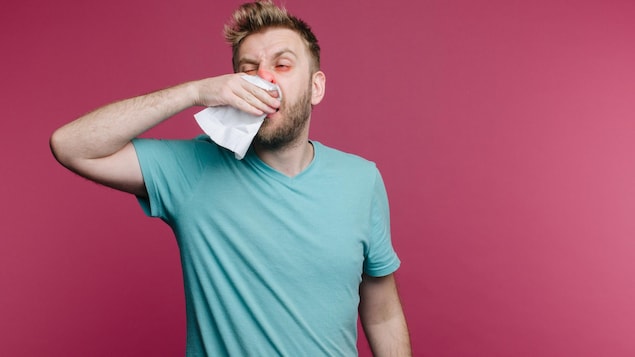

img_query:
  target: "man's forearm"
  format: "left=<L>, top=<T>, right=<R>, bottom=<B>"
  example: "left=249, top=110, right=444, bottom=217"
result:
left=363, top=313, right=412, bottom=357
left=51, top=81, right=197, bottom=165
left=359, top=273, right=412, bottom=356
left=50, top=74, right=279, bottom=194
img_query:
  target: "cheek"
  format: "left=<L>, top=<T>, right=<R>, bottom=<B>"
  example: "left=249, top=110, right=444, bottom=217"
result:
left=279, top=77, right=310, bottom=103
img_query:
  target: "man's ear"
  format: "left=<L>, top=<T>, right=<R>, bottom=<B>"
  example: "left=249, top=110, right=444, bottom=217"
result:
left=311, top=71, right=326, bottom=105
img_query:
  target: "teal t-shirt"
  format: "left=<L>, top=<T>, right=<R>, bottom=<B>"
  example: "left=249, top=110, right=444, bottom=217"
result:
left=132, top=136, right=400, bottom=356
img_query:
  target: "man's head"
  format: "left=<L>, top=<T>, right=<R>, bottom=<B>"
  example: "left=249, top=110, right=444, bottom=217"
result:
left=224, top=1, right=326, bottom=150
left=224, top=0, right=321, bottom=74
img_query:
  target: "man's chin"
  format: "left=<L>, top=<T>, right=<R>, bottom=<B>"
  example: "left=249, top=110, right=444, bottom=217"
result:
left=254, top=137, right=285, bottom=150
left=254, top=128, right=298, bottom=150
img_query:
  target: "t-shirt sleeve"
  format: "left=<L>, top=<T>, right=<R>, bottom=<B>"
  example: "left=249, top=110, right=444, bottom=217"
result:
left=363, top=169, right=401, bottom=277
left=132, top=138, right=208, bottom=222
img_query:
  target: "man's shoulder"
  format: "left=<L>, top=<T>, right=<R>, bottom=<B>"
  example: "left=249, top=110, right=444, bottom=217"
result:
left=132, top=135, right=234, bottom=168
left=134, top=135, right=223, bottom=153
left=315, top=141, right=376, bottom=166
left=313, top=141, right=379, bottom=176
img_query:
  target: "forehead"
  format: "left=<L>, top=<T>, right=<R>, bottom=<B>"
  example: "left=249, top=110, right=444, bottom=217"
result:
left=238, top=27, right=307, bottom=60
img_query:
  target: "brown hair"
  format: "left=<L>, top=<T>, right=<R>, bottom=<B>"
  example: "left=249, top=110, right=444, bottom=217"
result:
left=224, top=0, right=321, bottom=72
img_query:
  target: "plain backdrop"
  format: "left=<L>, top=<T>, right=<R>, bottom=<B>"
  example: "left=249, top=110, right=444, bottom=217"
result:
left=2, top=0, right=635, bottom=356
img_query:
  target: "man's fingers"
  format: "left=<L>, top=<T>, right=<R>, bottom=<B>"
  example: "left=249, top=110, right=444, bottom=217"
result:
left=196, top=74, right=280, bottom=115
left=235, top=82, right=280, bottom=115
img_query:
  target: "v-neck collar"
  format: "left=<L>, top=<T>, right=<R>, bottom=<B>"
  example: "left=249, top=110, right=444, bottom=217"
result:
left=245, top=141, right=320, bottom=184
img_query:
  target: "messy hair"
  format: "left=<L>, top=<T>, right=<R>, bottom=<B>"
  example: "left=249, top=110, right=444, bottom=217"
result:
left=224, top=0, right=321, bottom=72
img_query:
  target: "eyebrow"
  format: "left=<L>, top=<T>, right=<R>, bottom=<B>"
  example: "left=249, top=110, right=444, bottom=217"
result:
left=272, top=48, right=297, bottom=60
left=237, top=58, right=259, bottom=68
left=237, top=48, right=298, bottom=68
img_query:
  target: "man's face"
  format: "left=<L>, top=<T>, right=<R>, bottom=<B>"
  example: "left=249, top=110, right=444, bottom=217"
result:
left=236, top=28, right=317, bottom=149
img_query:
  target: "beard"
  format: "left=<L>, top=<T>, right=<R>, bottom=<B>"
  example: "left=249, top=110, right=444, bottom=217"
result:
left=253, top=84, right=312, bottom=150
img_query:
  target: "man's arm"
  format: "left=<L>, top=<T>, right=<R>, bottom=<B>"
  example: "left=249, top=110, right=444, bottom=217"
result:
left=50, top=74, right=280, bottom=196
left=359, top=273, right=412, bottom=356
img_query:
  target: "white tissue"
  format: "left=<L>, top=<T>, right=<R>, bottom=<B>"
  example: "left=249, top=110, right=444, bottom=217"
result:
left=194, top=75, right=281, bottom=159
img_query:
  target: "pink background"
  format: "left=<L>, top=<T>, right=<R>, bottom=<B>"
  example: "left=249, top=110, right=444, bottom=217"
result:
left=2, top=0, right=635, bottom=356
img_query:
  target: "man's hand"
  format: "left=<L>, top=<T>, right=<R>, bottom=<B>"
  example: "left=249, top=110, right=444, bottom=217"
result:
left=193, top=73, right=280, bottom=116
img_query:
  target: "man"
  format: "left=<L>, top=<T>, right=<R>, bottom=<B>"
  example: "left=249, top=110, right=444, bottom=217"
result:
left=50, top=1, right=411, bottom=355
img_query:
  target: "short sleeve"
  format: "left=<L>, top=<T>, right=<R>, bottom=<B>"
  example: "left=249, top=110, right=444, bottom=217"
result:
left=132, top=137, right=209, bottom=222
left=363, top=169, right=401, bottom=277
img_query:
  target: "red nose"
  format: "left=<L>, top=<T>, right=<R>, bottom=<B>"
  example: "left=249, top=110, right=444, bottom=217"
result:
left=257, top=68, right=276, bottom=83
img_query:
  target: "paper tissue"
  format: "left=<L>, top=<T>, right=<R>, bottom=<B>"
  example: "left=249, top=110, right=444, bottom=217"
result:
left=194, top=75, right=282, bottom=159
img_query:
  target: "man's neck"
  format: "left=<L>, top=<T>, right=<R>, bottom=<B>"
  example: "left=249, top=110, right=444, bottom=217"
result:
left=254, top=137, right=314, bottom=178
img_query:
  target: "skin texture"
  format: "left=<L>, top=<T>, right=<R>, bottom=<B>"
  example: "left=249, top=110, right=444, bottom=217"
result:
left=50, top=27, right=411, bottom=356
